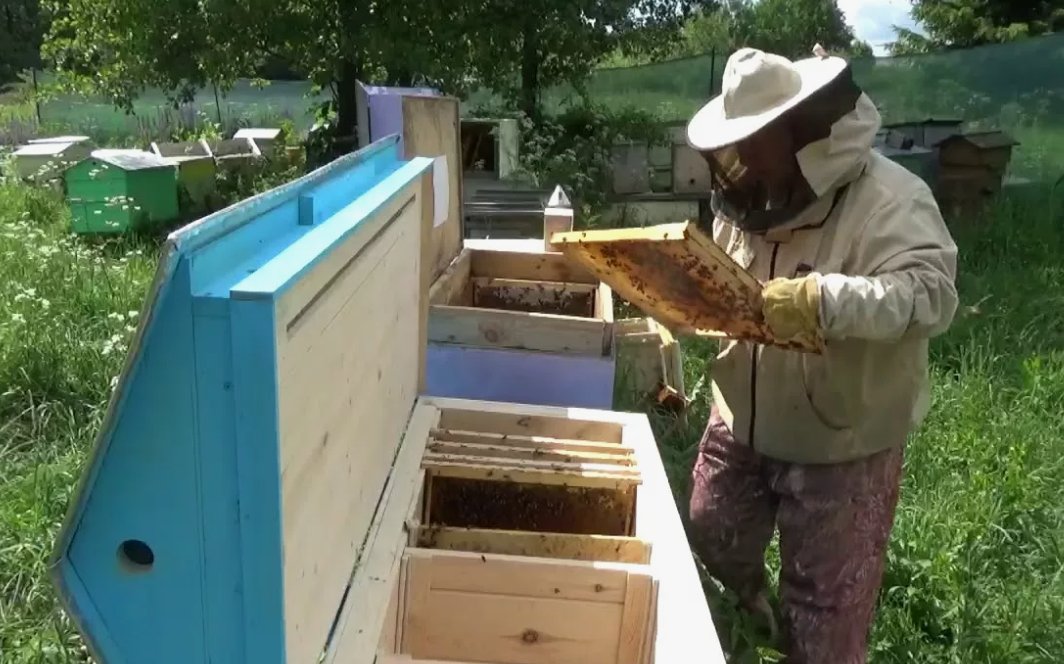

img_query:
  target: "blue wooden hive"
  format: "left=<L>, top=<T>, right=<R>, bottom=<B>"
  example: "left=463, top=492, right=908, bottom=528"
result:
left=50, top=136, right=435, bottom=663
left=51, top=135, right=721, bottom=664
left=358, top=87, right=617, bottom=410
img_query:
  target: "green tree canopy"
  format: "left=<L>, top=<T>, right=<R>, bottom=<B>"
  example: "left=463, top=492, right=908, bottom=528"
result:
left=42, top=0, right=691, bottom=136
left=892, top=0, right=1064, bottom=53
left=728, top=0, right=855, bottom=60
left=469, top=0, right=691, bottom=118
left=1, top=0, right=48, bottom=86
left=608, top=0, right=865, bottom=66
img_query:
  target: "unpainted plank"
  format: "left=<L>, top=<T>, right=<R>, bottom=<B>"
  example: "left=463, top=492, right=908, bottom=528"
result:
left=432, top=428, right=632, bottom=456
left=595, top=281, right=616, bottom=323
left=432, top=400, right=625, bottom=442
left=405, top=548, right=636, bottom=603
left=322, top=403, right=441, bottom=664
left=422, top=452, right=641, bottom=477
left=400, top=550, right=653, bottom=664
left=402, top=95, right=463, bottom=284
left=422, top=461, right=641, bottom=490
left=426, top=439, right=636, bottom=465
left=470, top=248, right=599, bottom=285
left=418, top=171, right=435, bottom=391
left=620, top=414, right=726, bottom=664
left=408, top=590, right=623, bottom=664
left=276, top=183, right=426, bottom=664
left=617, top=317, right=687, bottom=406
left=380, top=658, right=507, bottom=664
left=415, top=526, right=652, bottom=564
left=378, top=560, right=401, bottom=655
left=616, top=572, right=654, bottom=664
left=427, top=248, right=472, bottom=306
left=428, top=305, right=609, bottom=356
left=552, top=221, right=824, bottom=352
left=638, top=580, right=660, bottom=664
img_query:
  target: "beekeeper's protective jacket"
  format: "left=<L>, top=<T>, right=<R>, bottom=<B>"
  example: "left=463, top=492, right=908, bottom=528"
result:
left=710, top=93, right=959, bottom=464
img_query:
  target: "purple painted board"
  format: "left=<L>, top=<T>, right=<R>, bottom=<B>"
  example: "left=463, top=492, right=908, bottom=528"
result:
left=425, top=343, right=615, bottom=410
left=355, top=81, right=441, bottom=150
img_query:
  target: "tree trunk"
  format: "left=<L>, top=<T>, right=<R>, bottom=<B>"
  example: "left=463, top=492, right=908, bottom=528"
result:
left=335, top=58, right=361, bottom=141
left=519, top=25, right=540, bottom=121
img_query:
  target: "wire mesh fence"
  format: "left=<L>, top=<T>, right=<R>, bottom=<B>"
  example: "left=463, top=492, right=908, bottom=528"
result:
left=533, top=33, right=1064, bottom=179
left=5, top=34, right=1063, bottom=178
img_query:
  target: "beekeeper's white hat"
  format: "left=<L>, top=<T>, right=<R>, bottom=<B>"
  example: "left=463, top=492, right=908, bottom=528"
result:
left=686, top=44, right=850, bottom=152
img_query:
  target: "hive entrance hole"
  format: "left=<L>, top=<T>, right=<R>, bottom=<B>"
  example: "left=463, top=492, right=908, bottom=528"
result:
left=117, top=539, right=155, bottom=573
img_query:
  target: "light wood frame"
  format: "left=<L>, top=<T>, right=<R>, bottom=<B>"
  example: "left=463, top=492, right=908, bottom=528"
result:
left=427, top=248, right=615, bottom=356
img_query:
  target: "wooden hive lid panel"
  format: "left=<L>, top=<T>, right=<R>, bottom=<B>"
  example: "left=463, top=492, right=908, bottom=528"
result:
left=400, top=94, right=463, bottom=286
left=51, top=134, right=438, bottom=664
left=230, top=156, right=435, bottom=663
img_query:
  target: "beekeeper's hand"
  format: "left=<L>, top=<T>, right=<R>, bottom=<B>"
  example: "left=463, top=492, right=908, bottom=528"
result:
left=761, top=275, right=821, bottom=341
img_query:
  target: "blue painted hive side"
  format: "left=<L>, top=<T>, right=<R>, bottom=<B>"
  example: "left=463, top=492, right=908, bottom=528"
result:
left=50, top=135, right=434, bottom=664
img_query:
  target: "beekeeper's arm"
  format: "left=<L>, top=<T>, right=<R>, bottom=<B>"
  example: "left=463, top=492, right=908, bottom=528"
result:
left=763, top=183, right=959, bottom=342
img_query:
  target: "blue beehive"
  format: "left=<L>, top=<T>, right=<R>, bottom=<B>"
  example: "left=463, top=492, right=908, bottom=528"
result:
left=50, top=135, right=721, bottom=664
left=50, top=136, right=435, bottom=663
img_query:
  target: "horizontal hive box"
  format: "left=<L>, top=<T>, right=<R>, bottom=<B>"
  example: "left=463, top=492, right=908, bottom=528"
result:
left=366, top=90, right=618, bottom=410
left=51, top=136, right=723, bottom=664
left=368, top=400, right=663, bottom=664
left=425, top=240, right=617, bottom=409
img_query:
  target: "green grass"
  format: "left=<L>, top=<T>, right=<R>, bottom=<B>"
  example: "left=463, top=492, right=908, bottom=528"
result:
left=0, top=180, right=158, bottom=662
left=2, top=168, right=1064, bottom=663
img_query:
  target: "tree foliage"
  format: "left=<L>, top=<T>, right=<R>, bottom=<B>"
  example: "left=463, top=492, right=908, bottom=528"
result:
left=43, top=0, right=480, bottom=132
left=469, top=0, right=692, bottom=118
left=728, top=0, right=855, bottom=60
left=41, top=0, right=691, bottom=137
left=0, top=0, right=48, bottom=85
left=608, top=0, right=866, bottom=66
left=892, top=0, right=1064, bottom=53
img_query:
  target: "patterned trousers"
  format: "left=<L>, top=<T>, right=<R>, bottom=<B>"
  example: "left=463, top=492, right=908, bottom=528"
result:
left=688, top=407, right=905, bottom=664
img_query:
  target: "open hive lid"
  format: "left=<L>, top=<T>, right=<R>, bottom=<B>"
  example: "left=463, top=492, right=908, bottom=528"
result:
left=28, top=134, right=92, bottom=144
left=233, top=127, right=283, bottom=140
left=150, top=139, right=213, bottom=162
left=90, top=148, right=175, bottom=171
left=51, top=134, right=439, bottom=664
left=353, top=84, right=463, bottom=283
left=15, top=141, right=81, bottom=156
left=550, top=221, right=824, bottom=353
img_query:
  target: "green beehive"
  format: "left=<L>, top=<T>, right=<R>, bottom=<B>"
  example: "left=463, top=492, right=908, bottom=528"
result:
left=65, top=149, right=180, bottom=235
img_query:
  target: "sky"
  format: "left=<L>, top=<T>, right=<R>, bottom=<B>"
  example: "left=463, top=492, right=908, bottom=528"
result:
left=835, top=0, right=925, bottom=55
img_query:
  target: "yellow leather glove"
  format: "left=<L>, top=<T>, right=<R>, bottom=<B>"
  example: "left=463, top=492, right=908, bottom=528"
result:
left=761, top=275, right=821, bottom=341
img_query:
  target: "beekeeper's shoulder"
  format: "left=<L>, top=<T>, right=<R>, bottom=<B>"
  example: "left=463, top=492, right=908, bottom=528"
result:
left=854, top=151, right=939, bottom=223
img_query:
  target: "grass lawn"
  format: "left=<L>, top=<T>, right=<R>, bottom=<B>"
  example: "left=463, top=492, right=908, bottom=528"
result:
left=2, top=165, right=1064, bottom=663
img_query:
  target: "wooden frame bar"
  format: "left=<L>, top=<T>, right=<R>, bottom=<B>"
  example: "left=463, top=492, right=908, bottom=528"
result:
left=413, top=526, right=652, bottom=564
left=428, top=246, right=615, bottom=356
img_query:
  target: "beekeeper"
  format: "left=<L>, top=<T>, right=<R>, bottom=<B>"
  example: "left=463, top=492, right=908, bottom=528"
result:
left=684, top=46, right=958, bottom=663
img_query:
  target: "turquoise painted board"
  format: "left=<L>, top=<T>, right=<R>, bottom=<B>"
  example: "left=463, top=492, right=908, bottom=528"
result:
left=50, top=134, right=434, bottom=664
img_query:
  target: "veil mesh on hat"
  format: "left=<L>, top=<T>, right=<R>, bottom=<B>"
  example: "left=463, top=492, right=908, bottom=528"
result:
left=702, top=66, right=863, bottom=232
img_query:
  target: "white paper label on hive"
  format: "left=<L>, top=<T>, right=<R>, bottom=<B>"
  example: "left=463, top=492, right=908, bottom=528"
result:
left=433, top=154, right=449, bottom=228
